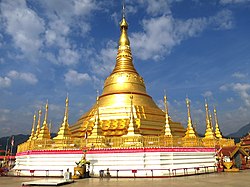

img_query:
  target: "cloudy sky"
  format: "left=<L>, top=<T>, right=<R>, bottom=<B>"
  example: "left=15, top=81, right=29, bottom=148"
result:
left=0, top=0, right=249, bottom=138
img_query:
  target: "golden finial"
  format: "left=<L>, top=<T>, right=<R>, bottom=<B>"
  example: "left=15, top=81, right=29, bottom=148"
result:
left=186, top=97, right=191, bottom=119
left=214, top=106, right=222, bottom=138
left=204, top=100, right=214, bottom=139
left=32, top=113, right=36, bottom=133
left=53, top=96, right=72, bottom=140
left=184, top=97, right=196, bottom=138
left=119, top=0, right=129, bottom=46
left=33, top=109, right=42, bottom=139
left=43, top=100, right=49, bottom=126
left=63, top=95, right=69, bottom=125
left=164, top=91, right=171, bottom=136
left=28, top=113, right=36, bottom=141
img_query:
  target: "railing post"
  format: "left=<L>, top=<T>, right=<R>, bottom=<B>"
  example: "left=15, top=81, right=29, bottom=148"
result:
left=116, top=170, right=119, bottom=178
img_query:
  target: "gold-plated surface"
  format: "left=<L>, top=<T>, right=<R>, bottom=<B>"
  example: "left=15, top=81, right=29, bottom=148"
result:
left=33, top=109, right=42, bottom=140
left=37, top=101, right=51, bottom=140
left=70, top=14, right=185, bottom=138
left=53, top=96, right=72, bottom=141
left=28, top=114, right=36, bottom=141
left=17, top=136, right=235, bottom=153
left=204, top=101, right=215, bottom=139
left=184, top=98, right=196, bottom=138
left=214, top=106, right=223, bottom=139
left=164, top=95, right=172, bottom=136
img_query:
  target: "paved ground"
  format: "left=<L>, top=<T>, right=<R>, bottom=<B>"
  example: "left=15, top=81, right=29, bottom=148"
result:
left=1, top=170, right=250, bottom=187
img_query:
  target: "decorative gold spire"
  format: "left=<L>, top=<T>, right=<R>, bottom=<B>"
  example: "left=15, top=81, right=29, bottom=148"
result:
left=54, top=95, right=72, bottom=140
left=164, top=93, right=172, bottom=136
left=33, top=109, right=42, bottom=140
left=89, top=92, right=102, bottom=138
left=37, top=101, right=51, bottom=140
left=214, top=106, right=222, bottom=139
left=184, top=97, right=196, bottom=138
left=110, top=5, right=138, bottom=75
left=124, top=95, right=139, bottom=136
left=28, top=113, right=36, bottom=141
left=204, top=100, right=214, bottom=139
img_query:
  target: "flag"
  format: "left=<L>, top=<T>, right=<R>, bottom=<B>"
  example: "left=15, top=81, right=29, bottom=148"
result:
left=11, top=136, right=14, bottom=146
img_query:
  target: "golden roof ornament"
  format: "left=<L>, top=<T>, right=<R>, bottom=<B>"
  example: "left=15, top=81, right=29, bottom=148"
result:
left=33, top=109, right=42, bottom=140
left=54, top=95, right=72, bottom=140
left=164, top=93, right=172, bottom=136
left=214, top=106, right=222, bottom=139
left=184, top=97, right=196, bottom=138
left=89, top=92, right=102, bottom=138
left=28, top=113, right=36, bottom=141
left=37, top=101, right=51, bottom=140
left=204, top=100, right=214, bottom=139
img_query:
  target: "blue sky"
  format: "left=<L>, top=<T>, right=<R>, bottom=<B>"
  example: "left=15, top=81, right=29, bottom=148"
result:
left=0, top=0, right=250, bottom=138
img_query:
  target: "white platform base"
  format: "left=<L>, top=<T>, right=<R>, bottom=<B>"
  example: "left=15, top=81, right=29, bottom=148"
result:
left=14, top=147, right=217, bottom=177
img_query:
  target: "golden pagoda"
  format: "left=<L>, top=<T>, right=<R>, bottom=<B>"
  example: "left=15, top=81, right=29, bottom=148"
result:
left=214, top=106, right=223, bottom=139
left=70, top=11, right=185, bottom=138
left=184, top=97, right=196, bottom=138
left=204, top=101, right=215, bottom=139
left=53, top=95, right=72, bottom=140
left=28, top=113, right=36, bottom=141
left=37, top=101, right=51, bottom=140
left=16, top=3, right=236, bottom=156
left=163, top=94, right=172, bottom=136
left=33, top=109, right=42, bottom=140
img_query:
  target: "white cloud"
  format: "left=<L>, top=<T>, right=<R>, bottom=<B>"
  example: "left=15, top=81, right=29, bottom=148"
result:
left=131, top=15, right=207, bottom=61
left=202, top=91, right=213, bottom=98
left=58, top=48, right=80, bottom=65
left=144, top=0, right=171, bottom=16
left=129, top=8, right=233, bottom=61
left=7, top=70, right=38, bottom=85
left=220, top=83, right=250, bottom=107
left=64, top=69, right=91, bottom=86
left=232, top=72, right=247, bottom=79
left=231, top=83, right=250, bottom=106
left=0, top=76, right=11, bottom=88
left=90, top=40, right=117, bottom=77
left=209, top=9, right=233, bottom=30
left=0, top=0, right=45, bottom=59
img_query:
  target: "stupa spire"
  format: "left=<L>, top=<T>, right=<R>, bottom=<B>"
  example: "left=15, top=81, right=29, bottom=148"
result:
left=184, top=97, right=196, bottom=138
left=124, top=94, right=140, bottom=137
left=28, top=113, right=36, bottom=141
left=54, top=95, right=72, bottom=140
left=164, top=93, right=172, bottom=136
left=214, top=106, right=222, bottom=139
left=89, top=91, right=102, bottom=138
left=111, top=1, right=137, bottom=75
left=33, top=109, right=42, bottom=140
left=204, top=100, right=214, bottom=139
left=37, top=101, right=51, bottom=140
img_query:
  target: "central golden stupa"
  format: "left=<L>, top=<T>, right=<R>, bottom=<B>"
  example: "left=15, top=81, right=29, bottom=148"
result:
left=70, top=14, right=185, bottom=138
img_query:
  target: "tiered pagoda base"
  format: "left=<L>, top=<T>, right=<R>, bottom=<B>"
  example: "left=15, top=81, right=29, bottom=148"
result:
left=13, top=147, right=216, bottom=177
